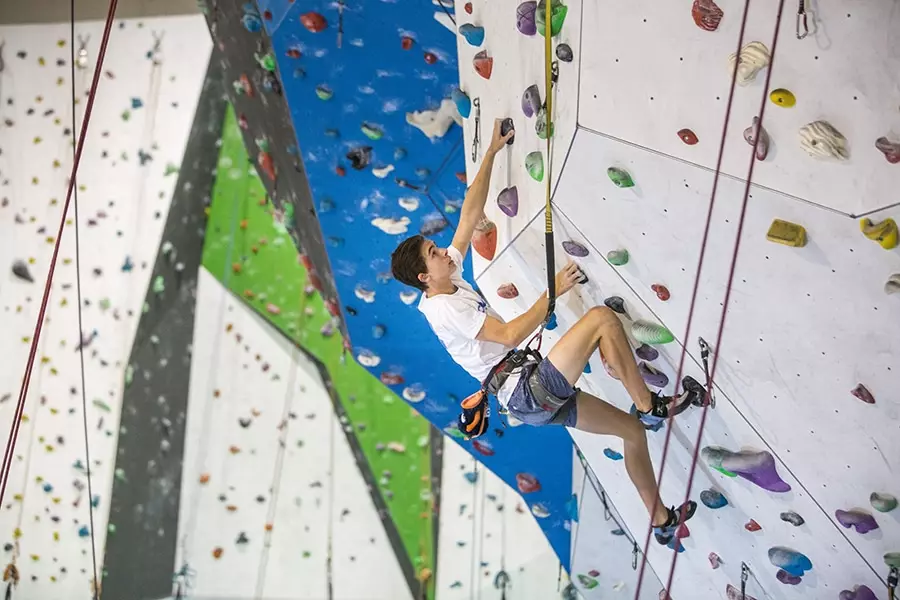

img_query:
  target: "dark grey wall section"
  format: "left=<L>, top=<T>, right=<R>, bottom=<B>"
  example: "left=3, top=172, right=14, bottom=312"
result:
left=101, top=50, right=226, bottom=600
left=0, top=0, right=198, bottom=25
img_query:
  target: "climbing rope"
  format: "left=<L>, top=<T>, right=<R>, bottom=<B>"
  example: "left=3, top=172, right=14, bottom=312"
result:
left=633, top=0, right=790, bottom=596
left=540, top=0, right=556, bottom=325
left=467, top=459, right=479, bottom=596
left=326, top=367, right=336, bottom=600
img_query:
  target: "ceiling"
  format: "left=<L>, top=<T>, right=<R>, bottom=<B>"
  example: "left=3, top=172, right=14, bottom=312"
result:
left=0, top=0, right=197, bottom=25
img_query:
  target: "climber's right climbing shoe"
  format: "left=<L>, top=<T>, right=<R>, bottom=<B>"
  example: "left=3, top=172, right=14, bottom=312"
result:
left=654, top=500, right=698, bottom=546
left=632, top=378, right=704, bottom=431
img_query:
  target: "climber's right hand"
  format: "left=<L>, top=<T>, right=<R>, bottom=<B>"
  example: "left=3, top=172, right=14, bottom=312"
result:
left=555, top=260, right=582, bottom=296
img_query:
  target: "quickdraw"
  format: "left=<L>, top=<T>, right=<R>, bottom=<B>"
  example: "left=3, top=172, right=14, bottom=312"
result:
left=697, top=337, right=716, bottom=408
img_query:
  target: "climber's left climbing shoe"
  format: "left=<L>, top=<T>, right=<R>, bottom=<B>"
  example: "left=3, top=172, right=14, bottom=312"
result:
left=632, top=379, right=703, bottom=431
left=654, top=500, right=698, bottom=546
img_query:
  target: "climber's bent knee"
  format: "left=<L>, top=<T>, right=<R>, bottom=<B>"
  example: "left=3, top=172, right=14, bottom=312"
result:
left=505, top=359, right=578, bottom=427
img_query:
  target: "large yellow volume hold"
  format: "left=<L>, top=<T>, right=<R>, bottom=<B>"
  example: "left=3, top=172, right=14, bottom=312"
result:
left=766, top=219, right=807, bottom=247
left=860, top=217, right=898, bottom=250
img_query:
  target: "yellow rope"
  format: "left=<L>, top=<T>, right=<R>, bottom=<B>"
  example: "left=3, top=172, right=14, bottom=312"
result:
left=543, top=0, right=554, bottom=234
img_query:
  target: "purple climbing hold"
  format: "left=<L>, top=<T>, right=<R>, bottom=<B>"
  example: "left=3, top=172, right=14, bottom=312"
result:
left=743, top=116, right=770, bottom=161
left=517, top=1, right=538, bottom=35
left=639, top=362, right=669, bottom=388
left=776, top=570, right=802, bottom=585
left=562, top=240, right=589, bottom=257
left=497, top=186, right=519, bottom=217
left=851, top=383, right=875, bottom=404
left=635, top=344, right=659, bottom=361
left=702, top=447, right=791, bottom=493
left=835, top=509, right=879, bottom=534
left=522, top=84, right=541, bottom=118
left=708, top=552, right=722, bottom=569
left=875, top=136, right=900, bottom=164
left=839, top=585, right=879, bottom=600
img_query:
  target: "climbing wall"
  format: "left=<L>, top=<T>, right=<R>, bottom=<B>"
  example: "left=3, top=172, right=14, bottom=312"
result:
left=174, top=268, right=413, bottom=600
left=0, top=15, right=210, bottom=598
left=461, top=0, right=900, bottom=598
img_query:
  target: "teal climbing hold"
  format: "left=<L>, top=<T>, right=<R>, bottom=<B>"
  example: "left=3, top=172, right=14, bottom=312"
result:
left=606, top=249, right=629, bottom=266
left=361, top=123, right=383, bottom=140
left=525, top=151, right=544, bottom=181
left=451, top=88, right=472, bottom=119
left=607, top=167, right=634, bottom=188
left=870, top=492, right=897, bottom=513
left=631, top=320, right=674, bottom=344
left=700, top=489, right=728, bottom=509
left=315, top=85, right=334, bottom=100
left=459, top=23, right=485, bottom=46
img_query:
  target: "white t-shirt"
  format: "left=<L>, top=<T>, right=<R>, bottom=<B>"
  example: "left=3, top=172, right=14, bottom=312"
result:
left=418, top=245, right=521, bottom=407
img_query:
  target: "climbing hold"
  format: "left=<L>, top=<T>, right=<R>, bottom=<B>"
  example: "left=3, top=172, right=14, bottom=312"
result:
left=780, top=511, right=805, bottom=526
left=531, top=503, right=550, bottom=518
left=402, top=385, right=425, bottom=403
left=532, top=107, right=553, bottom=140
left=632, top=321, right=674, bottom=345
left=692, top=0, right=724, bottom=31
left=497, top=187, right=519, bottom=217
left=708, top=552, right=722, bottom=569
left=380, top=372, right=404, bottom=386
left=401, top=36, right=414, bottom=50
left=300, top=12, right=327, bottom=32
left=677, top=129, right=699, bottom=145
left=242, top=12, right=262, bottom=31
left=212, top=547, right=224, bottom=559
left=607, top=167, right=634, bottom=188
left=421, top=214, right=449, bottom=236
left=886, top=553, right=900, bottom=569
left=536, top=0, right=568, bottom=37
left=603, top=448, right=623, bottom=461
left=472, top=219, right=498, bottom=260
left=885, top=274, right=900, bottom=295
left=799, top=121, right=849, bottom=160
left=839, top=586, right=879, bottom=600
left=516, top=1, right=538, bottom=35
left=743, top=116, right=770, bottom=161
left=473, top=51, right=493, bottom=79
left=516, top=473, right=542, bottom=493
left=606, top=249, right=629, bottom=266
left=500, top=117, right=516, bottom=144
left=522, top=84, right=541, bottom=118
left=424, top=51, right=438, bottom=64
left=768, top=546, right=812, bottom=577
left=577, top=574, right=599, bottom=589
left=610, top=528, right=625, bottom=536
left=870, top=492, right=898, bottom=513
left=766, top=219, right=807, bottom=247
left=545, top=312, right=558, bottom=330
left=472, top=439, right=494, bottom=456
left=835, top=509, right=879, bottom=534
left=451, top=88, right=471, bottom=118
left=12, top=260, right=34, bottom=283
left=699, top=489, right=728, bottom=509
left=728, top=41, right=770, bottom=85
left=373, top=165, right=395, bottom=179
left=776, top=570, right=801, bottom=585
left=651, top=284, right=670, bottom=301
left=372, top=324, right=387, bottom=339
left=361, top=123, right=383, bottom=140
left=526, top=151, right=544, bottom=181
left=347, top=146, right=373, bottom=170
left=701, top=447, right=791, bottom=492
left=744, top=519, right=762, bottom=532
left=315, top=85, right=334, bottom=101
left=851, top=383, right=876, bottom=404
left=875, top=136, right=900, bottom=164
left=639, top=362, right=669, bottom=388
left=556, top=43, right=573, bottom=62
left=464, top=2, right=473, bottom=13
left=769, top=88, right=796, bottom=108
left=497, top=283, right=519, bottom=299
left=459, top=24, right=485, bottom=46
left=636, top=344, right=658, bottom=361
left=859, top=217, right=898, bottom=250
left=726, top=585, right=757, bottom=600
left=406, top=99, right=462, bottom=140
left=604, top=296, right=627, bottom=315
left=563, top=240, right=588, bottom=257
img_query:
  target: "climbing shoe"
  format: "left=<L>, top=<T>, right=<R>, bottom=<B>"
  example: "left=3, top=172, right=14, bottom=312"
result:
left=632, top=376, right=705, bottom=431
left=653, top=500, right=698, bottom=546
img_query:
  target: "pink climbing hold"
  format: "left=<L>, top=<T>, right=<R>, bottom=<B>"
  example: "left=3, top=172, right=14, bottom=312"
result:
left=691, top=0, right=724, bottom=31
left=424, top=51, right=438, bottom=64
left=676, top=523, right=690, bottom=539
left=473, top=51, right=493, bottom=79
left=744, top=519, right=762, bottom=532
left=708, top=552, right=722, bottom=569
left=265, top=303, right=281, bottom=315
left=851, top=384, right=875, bottom=404
left=835, top=509, right=879, bottom=534
left=516, top=473, right=542, bottom=493
left=651, top=284, right=670, bottom=301
left=840, top=585, right=879, bottom=600
left=743, top=117, right=770, bottom=161
left=726, top=585, right=757, bottom=600
left=497, top=283, right=519, bottom=299
left=875, top=136, right=900, bottom=164
left=472, top=439, right=495, bottom=457
left=776, top=569, right=801, bottom=585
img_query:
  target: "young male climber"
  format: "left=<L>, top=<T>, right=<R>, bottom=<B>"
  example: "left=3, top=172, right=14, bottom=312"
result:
left=390, top=119, right=700, bottom=544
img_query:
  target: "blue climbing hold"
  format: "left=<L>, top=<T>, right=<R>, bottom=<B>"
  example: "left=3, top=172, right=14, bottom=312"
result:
left=319, top=198, right=335, bottom=213
left=451, top=88, right=472, bottom=119
left=459, top=24, right=485, bottom=46
left=545, top=313, right=558, bottom=330
left=768, top=546, right=813, bottom=577
left=667, top=536, right=685, bottom=553
left=42, top=483, right=53, bottom=493
left=566, top=494, right=579, bottom=522
left=603, top=448, right=623, bottom=461
left=700, top=489, right=728, bottom=509
left=324, top=128, right=340, bottom=138
left=415, top=167, right=431, bottom=179
left=394, top=148, right=408, bottom=161
left=78, top=525, right=90, bottom=538
left=242, top=13, right=262, bottom=31
left=464, top=471, right=478, bottom=484
left=610, top=528, right=625, bottom=536
left=372, top=324, right=386, bottom=339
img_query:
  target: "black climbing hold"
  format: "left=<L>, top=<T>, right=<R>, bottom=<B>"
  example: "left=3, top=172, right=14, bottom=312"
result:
left=556, top=43, right=573, bottom=62
left=604, top=296, right=627, bottom=315
left=12, top=259, right=34, bottom=283
left=346, top=146, right=372, bottom=170
left=238, top=418, right=251, bottom=428
left=500, top=118, right=515, bottom=144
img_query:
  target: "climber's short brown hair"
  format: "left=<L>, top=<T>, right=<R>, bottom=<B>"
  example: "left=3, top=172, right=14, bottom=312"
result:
left=391, top=235, right=428, bottom=292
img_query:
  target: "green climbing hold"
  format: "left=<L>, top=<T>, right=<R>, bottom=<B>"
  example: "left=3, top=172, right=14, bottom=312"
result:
left=870, top=492, right=898, bottom=513
left=164, top=163, right=179, bottom=176
left=92, top=399, right=112, bottom=412
left=536, top=0, right=568, bottom=37
left=576, top=574, right=598, bottom=589
left=124, top=365, right=134, bottom=387
left=712, top=466, right=737, bottom=478
left=152, top=276, right=165, bottom=294
left=108, top=524, right=116, bottom=534
left=886, top=552, right=900, bottom=569
left=606, top=249, right=629, bottom=266
left=255, top=52, right=276, bottom=72
left=607, top=167, right=634, bottom=188
left=315, top=85, right=333, bottom=101
left=535, top=107, right=554, bottom=140
left=361, top=123, right=383, bottom=140
left=631, top=320, right=675, bottom=345
left=114, top=468, right=127, bottom=482
left=525, top=151, right=544, bottom=181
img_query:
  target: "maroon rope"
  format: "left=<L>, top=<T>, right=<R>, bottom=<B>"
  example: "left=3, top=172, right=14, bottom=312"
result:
left=632, top=0, right=788, bottom=594
left=0, top=0, right=120, bottom=506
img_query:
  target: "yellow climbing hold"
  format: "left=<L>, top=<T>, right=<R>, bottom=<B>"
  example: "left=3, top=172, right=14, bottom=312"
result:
left=860, top=217, right=898, bottom=250
left=13, top=528, right=22, bottom=539
left=769, top=88, right=796, bottom=108
left=53, top=532, right=60, bottom=541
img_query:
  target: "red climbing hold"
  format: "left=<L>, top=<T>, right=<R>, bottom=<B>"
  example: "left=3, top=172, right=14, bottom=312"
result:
left=455, top=172, right=468, bottom=184
left=472, top=221, right=497, bottom=261
left=473, top=50, right=493, bottom=79
left=380, top=372, right=405, bottom=386
left=677, top=129, right=699, bottom=145
left=464, top=2, right=473, bottom=13
left=286, top=47, right=301, bottom=59
left=691, top=0, right=723, bottom=31
left=851, top=383, right=875, bottom=404
left=472, top=439, right=495, bottom=456
left=497, top=283, right=519, bottom=299
left=651, top=284, right=670, bottom=301
left=257, top=151, right=276, bottom=181
left=876, top=137, right=900, bottom=164
left=308, top=271, right=323, bottom=292
left=263, top=9, right=272, bottom=20
left=676, top=523, right=690, bottom=539
left=424, top=52, right=438, bottom=64
left=300, top=12, right=327, bottom=33
left=238, top=114, right=249, bottom=130
left=744, top=519, right=762, bottom=532
left=516, top=473, right=542, bottom=494
left=325, top=298, right=341, bottom=317
left=299, top=254, right=313, bottom=270
left=239, top=74, right=253, bottom=97
left=335, top=165, right=346, bottom=177
left=401, top=36, right=414, bottom=50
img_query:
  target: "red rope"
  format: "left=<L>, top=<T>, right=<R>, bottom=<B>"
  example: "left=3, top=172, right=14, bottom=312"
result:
left=0, top=0, right=120, bottom=506
left=633, top=0, right=787, bottom=594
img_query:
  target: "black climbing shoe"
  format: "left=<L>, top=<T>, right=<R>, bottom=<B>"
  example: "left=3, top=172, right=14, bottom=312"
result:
left=653, top=500, right=698, bottom=545
left=633, top=376, right=706, bottom=430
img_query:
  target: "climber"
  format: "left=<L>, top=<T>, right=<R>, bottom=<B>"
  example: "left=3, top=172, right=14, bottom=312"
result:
left=390, top=118, right=700, bottom=543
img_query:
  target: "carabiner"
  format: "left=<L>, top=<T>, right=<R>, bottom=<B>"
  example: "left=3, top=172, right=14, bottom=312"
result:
left=796, top=0, right=809, bottom=39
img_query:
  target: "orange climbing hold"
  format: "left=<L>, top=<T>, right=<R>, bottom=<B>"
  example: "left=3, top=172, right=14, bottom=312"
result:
left=401, top=36, right=414, bottom=50
left=212, top=547, right=224, bottom=559
left=335, top=165, right=346, bottom=176
left=257, top=151, right=275, bottom=181
left=472, top=219, right=498, bottom=260
left=300, top=12, right=327, bottom=32
left=473, top=51, right=493, bottom=79
left=199, top=473, right=210, bottom=484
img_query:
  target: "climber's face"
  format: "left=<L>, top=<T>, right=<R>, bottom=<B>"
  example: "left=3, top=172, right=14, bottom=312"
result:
left=418, top=240, right=456, bottom=289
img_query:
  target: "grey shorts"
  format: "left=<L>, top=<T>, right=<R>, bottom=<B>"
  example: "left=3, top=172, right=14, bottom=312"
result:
left=506, top=359, right=579, bottom=427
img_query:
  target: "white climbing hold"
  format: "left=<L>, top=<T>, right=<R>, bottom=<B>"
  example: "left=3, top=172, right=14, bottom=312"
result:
left=406, top=98, right=463, bottom=140
left=354, top=284, right=375, bottom=303
left=727, top=41, right=770, bottom=85
left=884, top=274, right=900, bottom=295
left=372, top=216, right=411, bottom=234
left=798, top=121, right=849, bottom=160
left=399, top=290, right=419, bottom=305
left=357, top=350, right=381, bottom=367
left=402, top=386, right=426, bottom=403
left=399, top=197, right=420, bottom=211
left=373, top=164, right=395, bottom=179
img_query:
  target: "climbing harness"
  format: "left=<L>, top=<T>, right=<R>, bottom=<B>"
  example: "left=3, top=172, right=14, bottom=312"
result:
left=795, top=0, right=810, bottom=39
left=470, top=97, right=481, bottom=163
left=697, top=337, right=716, bottom=408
